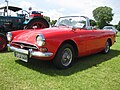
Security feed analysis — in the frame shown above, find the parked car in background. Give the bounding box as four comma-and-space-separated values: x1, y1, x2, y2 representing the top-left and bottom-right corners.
7, 16, 116, 69
103, 26, 118, 34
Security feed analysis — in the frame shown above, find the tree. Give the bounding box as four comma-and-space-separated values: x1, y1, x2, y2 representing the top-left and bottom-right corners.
117, 21, 120, 31
44, 16, 50, 22
93, 6, 114, 29
90, 19, 96, 26
50, 20, 57, 26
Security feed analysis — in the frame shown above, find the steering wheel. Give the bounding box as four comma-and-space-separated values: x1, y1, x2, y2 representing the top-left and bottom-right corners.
22, 10, 30, 18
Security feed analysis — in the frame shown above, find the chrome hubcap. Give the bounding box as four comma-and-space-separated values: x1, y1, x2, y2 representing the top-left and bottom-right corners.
61, 48, 72, 66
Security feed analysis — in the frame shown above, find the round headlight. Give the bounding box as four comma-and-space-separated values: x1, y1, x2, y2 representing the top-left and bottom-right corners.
36, 34, 45, 46
7, 32, 12, 41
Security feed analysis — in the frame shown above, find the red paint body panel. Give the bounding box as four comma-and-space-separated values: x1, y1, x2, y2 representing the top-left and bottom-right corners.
10, 27, 116, 60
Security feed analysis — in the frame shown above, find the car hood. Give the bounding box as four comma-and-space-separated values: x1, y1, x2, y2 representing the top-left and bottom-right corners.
12, 27, 72, 45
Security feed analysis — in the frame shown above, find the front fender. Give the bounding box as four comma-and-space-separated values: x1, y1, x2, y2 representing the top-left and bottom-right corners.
44, 36, 78, 59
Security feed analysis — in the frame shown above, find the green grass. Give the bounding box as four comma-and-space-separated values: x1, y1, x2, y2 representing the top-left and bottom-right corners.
0, 33, 120, 90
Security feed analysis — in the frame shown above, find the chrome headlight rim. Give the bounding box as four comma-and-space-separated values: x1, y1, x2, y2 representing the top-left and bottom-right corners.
36, 34, 46, 46
6, 32, 12, 41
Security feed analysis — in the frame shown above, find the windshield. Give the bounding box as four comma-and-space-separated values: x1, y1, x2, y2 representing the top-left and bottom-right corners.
55, 16, 86, 28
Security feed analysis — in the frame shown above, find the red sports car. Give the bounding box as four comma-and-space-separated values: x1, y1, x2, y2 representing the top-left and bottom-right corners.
7, 16, 116, 69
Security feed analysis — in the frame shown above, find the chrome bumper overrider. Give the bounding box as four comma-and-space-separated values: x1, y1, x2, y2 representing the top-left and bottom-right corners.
7, 44, 53, 58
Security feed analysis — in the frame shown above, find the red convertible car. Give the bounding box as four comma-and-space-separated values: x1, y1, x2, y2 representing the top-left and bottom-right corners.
7, 16, 116, 69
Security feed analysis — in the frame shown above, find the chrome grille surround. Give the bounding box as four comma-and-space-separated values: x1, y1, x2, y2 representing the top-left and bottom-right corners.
13, 42, 38, 50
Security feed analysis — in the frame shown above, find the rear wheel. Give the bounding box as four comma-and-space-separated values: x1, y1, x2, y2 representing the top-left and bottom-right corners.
25, 19, 49, 29
0, 35, 7, 51
103, 40, 110, 54
53, 44, 75, 69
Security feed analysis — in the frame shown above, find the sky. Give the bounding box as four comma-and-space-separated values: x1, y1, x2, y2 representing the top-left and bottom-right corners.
0, 0, 120, 25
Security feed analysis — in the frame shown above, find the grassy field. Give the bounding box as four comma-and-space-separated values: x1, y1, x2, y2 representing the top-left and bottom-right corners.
0, 33, 120, 90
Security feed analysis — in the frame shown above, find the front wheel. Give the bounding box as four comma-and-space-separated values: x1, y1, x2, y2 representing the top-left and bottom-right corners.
0, 35, 7, 51
53, 44, 75, 69
102, 40, 110, 54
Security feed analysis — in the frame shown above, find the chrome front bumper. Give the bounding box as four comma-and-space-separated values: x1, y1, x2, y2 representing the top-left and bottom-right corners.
7, 44, 53, 58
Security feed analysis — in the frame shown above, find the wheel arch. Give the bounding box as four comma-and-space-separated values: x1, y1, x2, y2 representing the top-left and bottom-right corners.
57, 39, 78, 57
107, 38, 112, 47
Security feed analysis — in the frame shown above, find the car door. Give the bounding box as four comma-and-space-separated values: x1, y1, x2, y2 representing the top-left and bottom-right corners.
83, 29, 100, 54
79, 30, 104, 55
76, 29, 99, 56
85, 29, 107, 54
95, 29, 108, 49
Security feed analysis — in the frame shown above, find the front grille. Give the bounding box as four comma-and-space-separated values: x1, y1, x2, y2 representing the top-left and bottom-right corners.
13, 42, 38, 50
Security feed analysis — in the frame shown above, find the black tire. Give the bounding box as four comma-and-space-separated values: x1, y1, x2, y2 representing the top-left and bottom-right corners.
53, 44, 75, 69
0, 35, 7, 51
102, 40, 110, 54
25, 18, 49, 29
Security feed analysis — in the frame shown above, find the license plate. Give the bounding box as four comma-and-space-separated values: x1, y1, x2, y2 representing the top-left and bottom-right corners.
14, 52, 28, 62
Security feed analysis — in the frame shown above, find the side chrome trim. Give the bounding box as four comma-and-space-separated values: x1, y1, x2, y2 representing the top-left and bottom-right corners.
7, 44, 53, 58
